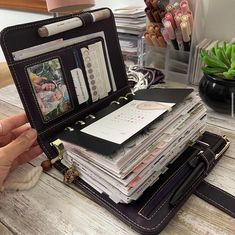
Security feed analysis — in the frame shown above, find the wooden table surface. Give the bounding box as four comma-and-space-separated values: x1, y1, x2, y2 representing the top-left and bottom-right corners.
0, 62, 234, 235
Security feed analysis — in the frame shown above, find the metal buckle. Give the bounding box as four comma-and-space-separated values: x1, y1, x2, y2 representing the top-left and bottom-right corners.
215, 135, 230, 159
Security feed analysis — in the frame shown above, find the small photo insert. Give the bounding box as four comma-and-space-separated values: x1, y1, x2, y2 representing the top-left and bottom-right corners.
27, 58, 72, 121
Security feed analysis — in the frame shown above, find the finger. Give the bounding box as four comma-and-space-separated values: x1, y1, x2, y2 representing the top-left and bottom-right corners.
0, 113, 28, 136
0, 133, 13, 147
0, 124, 31, 147
0, 128, 37, 163
0, 127, 39, 148
11, 145, 43, 171
11, 123, 31, 138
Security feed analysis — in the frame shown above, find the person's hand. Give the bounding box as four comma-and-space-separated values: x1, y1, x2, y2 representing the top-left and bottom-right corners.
0, 113, 43, 188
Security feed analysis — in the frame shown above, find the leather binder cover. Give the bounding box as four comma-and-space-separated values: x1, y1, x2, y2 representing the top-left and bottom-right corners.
63, 131, 229, 234
0, 9, 231, 234
0, 8, 130, 158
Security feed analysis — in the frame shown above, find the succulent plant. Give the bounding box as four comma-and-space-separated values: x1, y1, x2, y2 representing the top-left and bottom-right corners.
200, 41, 235, 79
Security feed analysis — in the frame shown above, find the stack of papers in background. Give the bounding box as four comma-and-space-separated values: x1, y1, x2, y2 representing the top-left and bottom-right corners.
61, 92, 207, 204
113, 6, 147, 36
113, 6, 146, 66
118, 33, 143, 58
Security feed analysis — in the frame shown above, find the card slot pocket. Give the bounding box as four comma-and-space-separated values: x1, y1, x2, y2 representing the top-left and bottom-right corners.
11, 37, 107, 130
13, 55, 75, 127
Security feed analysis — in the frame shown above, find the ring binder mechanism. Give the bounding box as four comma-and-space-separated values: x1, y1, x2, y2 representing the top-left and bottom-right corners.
110, 92, 135, 106
117, 96, 128, 102
125, 92, 134, 98
50, 139, 65, 162
75, 120, 86, 125
110, 100, 120, 105
50, 139, 80, 184
64, 127, 75, 132
85, 114, 96, 119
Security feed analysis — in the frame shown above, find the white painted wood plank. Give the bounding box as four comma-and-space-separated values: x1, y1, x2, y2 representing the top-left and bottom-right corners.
207, 109, 235, 132
0, 223, 13, 235
0, 164, 137, 235
205, 156, 235, 195
166, 195, 235, 235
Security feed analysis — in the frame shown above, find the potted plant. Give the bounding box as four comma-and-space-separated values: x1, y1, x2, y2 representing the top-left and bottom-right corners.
199, 41, 235, 114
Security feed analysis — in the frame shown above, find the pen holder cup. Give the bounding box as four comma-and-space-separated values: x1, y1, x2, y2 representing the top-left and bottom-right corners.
144, 46, 190, 86
144, 46, 166, 70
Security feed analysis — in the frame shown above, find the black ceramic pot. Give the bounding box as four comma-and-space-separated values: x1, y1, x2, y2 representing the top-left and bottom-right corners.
199, 73, 235, 114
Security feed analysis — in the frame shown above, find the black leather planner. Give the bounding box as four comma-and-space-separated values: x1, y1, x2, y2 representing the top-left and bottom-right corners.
1, 8, 234, 234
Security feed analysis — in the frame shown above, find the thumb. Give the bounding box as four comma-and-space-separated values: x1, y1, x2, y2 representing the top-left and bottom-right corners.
1, 128, 38, 163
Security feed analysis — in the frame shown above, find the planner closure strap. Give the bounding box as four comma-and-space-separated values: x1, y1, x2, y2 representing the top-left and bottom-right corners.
188, 134, 235, 218
195, 181, 235, 218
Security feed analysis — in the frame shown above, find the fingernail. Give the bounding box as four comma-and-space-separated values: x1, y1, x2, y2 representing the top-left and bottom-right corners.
25, 128, 37, 140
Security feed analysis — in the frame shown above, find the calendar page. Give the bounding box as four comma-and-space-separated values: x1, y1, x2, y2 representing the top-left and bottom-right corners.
81, 100, 175, 144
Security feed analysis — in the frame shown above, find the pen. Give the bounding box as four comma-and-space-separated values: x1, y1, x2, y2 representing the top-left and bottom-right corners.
169, 161, 206, 206
187, 10, 194, 29
175, 28, 184, 51
180, 0, 190, 14
165, 12, 177, 30
157, 0, 166, 11
151, 0, 158, 9
145, 7, 155, 22
38, 9, 111, 37
164, 20, 179, 50
152, 9, 161, 22
174, 15, 181, 28
161, 28, 171, 46
144, 0, 152, 8
173, 2, 180, 11
165, 4, 175, 15
181, 14, 191, 36
144, 32, 154, 46
180, 21, 190, 51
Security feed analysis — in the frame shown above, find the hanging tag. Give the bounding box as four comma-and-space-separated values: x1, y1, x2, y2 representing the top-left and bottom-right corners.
64, 163, 80, 184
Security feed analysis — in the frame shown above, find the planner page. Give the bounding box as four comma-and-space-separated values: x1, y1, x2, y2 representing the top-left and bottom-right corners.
81, 100, 175, 144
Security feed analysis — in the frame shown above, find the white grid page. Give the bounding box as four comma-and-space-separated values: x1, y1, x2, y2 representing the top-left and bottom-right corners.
81, 100, 175, 144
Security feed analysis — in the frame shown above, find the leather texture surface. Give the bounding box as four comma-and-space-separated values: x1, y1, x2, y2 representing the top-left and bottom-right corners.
195, 181, 235, 218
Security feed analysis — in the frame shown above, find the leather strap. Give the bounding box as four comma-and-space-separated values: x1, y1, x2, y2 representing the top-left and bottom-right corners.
195, 180, 235, 218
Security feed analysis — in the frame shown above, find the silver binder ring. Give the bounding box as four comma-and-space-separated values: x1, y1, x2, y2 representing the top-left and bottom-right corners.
75, 120, 86, 125
125, 92, 134, 99
64, 126, 74, 132
85, 114, 96, 119
110, 100, 120, 105
118, 96, 128, 102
